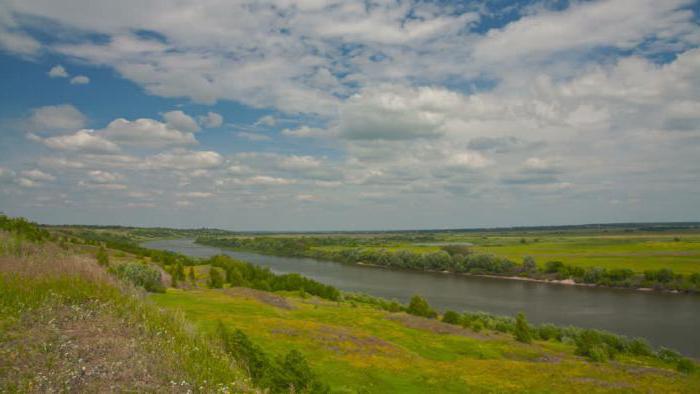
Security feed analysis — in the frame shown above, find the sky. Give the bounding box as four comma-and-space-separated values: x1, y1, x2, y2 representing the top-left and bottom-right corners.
0, 0, 699, 231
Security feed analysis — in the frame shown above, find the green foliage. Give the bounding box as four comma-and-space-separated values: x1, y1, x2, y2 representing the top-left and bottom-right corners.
205, 255, 341, 301
207, 267, 224, 288
522, 256, 537, 273
217, 323, 328, 393
111, 262, 165, 292
407, 295, 437, 318
188, 266, 196, 282
0, 214, 50, 242
514, 313, 532, 343
96, 246, 110, 267
442, 310, 461, 325
677, 358, 697, 374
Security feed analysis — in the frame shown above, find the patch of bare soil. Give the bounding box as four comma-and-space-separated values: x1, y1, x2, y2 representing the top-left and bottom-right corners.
572, 377, 632, 390
223, 287, 295, 310
387, 313, 490, 340
0, 303, 189, 393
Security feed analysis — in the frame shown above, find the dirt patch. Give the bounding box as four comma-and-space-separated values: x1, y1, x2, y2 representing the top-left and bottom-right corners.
223, 287, 295, 310
0, 303, 188, 393
388, 313, 490, 340
572, 377, 632, 390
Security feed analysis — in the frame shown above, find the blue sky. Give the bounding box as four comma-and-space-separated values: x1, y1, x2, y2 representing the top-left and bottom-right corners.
1, 0, 699, 230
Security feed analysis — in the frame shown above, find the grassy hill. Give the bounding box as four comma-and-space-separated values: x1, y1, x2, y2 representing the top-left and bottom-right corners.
151, 282, 700, 393
2, 215, 699, 393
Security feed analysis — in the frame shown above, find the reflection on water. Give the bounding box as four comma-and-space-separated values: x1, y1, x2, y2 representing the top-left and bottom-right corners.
144, 238, 700, 356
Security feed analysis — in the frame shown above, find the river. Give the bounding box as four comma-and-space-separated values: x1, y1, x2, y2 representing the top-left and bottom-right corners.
144, 238, 700, 357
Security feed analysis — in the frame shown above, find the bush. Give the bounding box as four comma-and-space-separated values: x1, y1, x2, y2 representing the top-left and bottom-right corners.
96, 247, 109, 267
677, 358, 697, 374
627, 338, 653, 356
514, 312, 532, 343
407, 295, 437, 318
112, 262, 164, 292
208, 267, 225, 288
442, 310, 461, 325
544, 261, 564, 273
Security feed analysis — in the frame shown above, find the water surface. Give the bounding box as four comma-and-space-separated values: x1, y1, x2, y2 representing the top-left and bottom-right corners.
144, 238, 700, 357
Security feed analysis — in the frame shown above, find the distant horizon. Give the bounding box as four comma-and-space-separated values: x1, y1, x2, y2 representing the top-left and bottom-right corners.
32, 216, 700, 234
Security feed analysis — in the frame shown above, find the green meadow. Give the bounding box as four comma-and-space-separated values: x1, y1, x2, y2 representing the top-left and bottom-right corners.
151, 282, 700, 393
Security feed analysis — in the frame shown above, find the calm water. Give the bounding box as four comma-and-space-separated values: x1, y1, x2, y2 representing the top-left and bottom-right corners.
144, 238, 700, 357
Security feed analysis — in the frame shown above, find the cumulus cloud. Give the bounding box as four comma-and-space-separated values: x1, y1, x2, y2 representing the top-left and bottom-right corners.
39, 130, 120, 153
339, 85, 462, 140
198, 111, 223, 128
145, 149, 223, 170
48, 65, 68, 78
69, 75, 90, 84
26, 104, 87, 133
102, 118, 197, 148
163, 110, 200, 133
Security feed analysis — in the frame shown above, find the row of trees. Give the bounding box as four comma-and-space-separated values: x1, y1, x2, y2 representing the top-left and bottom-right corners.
399, 295, 695, 373
196, 236, 700, 292
204, 255, 341, 301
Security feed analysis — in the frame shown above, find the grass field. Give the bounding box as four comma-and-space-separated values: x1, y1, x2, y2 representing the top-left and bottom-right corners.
151, 282, 700, 393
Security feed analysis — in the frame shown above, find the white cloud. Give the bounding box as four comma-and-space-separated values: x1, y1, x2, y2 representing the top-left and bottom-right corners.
232, 175, 296, 186
88, 170, 122, 183
102, 118, 197, 148
177, 191, 214, 198
198, 111, 223, 128
163, 110, 200, 133
281, 126, 328, 138
277, 155, 321, 170
256, 115, 276, 127
48, 65, 68, 78
26, 104, 87, 133
39, 157, 85, 169
78, 181, 127, 190
40, 130, 120, 153
145, 149, 223, 170
69, 75, 90, 84
339, 85, 463, 140
21, 169, 55, 182
237, 132, 270, 141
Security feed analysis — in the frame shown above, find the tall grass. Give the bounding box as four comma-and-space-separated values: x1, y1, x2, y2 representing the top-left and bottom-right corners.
0, 231, 255, 393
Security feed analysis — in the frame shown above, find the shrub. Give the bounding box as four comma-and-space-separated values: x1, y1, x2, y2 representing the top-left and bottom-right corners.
112, 262, 164, 292
442, 310, 461, 325
96, 247, 109, 267
522, 256, 537, 273
677, 358, 697, 374
627, 338, 653, 357
514, 312, 532, 343
657, 347, 682, 363
544, 261, 564, 273
208, 267, 225, 288
407, 295, 437, 318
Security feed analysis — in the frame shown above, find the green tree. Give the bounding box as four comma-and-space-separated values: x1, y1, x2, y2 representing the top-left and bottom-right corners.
176, 262, 186, 281
522, 256, 537, 273
514, 312, 532, 343
407, 295, 437, 318
442, 310, 461, 325
208, 267, 224, 288
188, 266, 196, 282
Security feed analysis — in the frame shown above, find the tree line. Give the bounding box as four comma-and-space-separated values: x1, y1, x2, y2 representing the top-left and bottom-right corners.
196, 236, 700, 292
